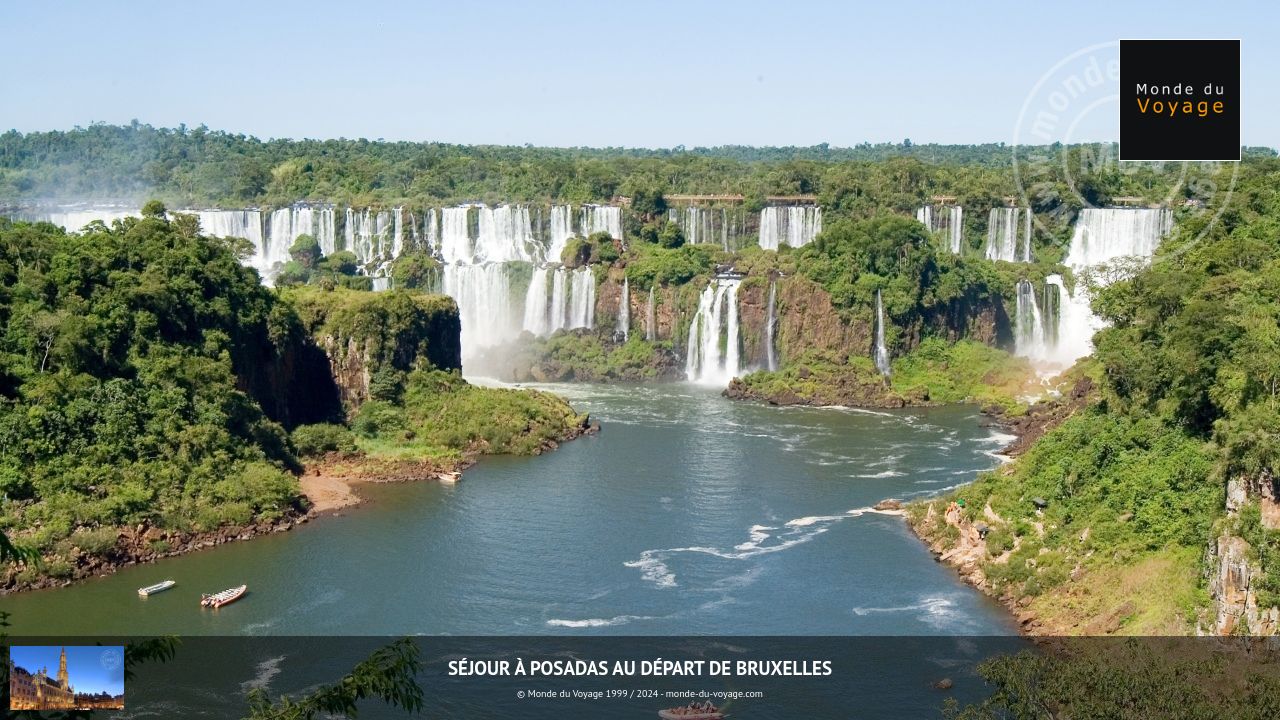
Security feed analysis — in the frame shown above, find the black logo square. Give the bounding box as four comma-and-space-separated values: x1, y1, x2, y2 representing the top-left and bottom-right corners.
1120, 39, 1240, 161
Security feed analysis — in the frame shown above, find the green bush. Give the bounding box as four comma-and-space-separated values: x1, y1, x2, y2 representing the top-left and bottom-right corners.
291, 423, 359, 458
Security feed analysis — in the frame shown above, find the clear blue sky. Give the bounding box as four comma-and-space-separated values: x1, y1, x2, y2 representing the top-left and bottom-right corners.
9, 645, 125, 696
1, 0, 1273, 148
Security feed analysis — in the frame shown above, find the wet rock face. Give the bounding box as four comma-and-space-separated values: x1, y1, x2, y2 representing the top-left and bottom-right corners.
1209, 470, 1280, 635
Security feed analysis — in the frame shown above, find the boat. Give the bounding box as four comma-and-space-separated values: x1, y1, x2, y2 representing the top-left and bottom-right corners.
658, 703, 723, 720
200, 584, 247, 608
137, 580, 176, 597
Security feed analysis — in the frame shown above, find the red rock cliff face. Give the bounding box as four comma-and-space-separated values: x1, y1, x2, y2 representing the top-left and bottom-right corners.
597, 274, 691, 344
596, 270, 1007, 370
774, 276, 873, 364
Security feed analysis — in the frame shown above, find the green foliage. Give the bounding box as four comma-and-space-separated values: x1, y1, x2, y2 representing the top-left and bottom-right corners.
286, 286, 461, 377
291, 423, 358, 458
513, 333, 678, 382
891, 338, 1034, 413
244, 638, 423, 720
734, 350, 900, 406
353, 370, 586, 460
943, 642, 1280, 720
624, 243, 716, 289
561, 232, 619, 268
0, 214, 307, 575
657, 220, 686, 248
389, 251, 440, 290
940, 410, 1217, 600
288, 233, 321, 269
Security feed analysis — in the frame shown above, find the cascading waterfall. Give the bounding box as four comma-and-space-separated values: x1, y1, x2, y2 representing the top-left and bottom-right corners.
444, 263, 523, 353
765, 281, 779, 372
194, 209, 276, 278
22, 207, 139, 231
1065, 207, 1172, 267
684, 278, 742, 386
984, 207, 1028, 262
645, 285, 655, 338
476, 205, 540, 263
1044, 207, 1174, 366
344, 207, 402, 272
269, 205, 337, 258
547, 205, 574, 262
522, 266, 551, 337
423, 208, 440, 256
916, 205, 964, 253
580, 204, 623, 241
758, 206, 822, 250
439, 206, 475, 264
1021, 208, 1034, 262
873, 290, 891, 376
645, 286, 656, 341
668, 206, 744, 251
521, 266, 596, 337
616, 278, 630, 341
1014, 280, 1049, 361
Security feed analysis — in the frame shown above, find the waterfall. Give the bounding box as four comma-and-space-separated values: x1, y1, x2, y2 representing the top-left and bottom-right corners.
193, 209, 275, 276
568, 267, 596, 329
475, 205, 539, 263
616, 278, 630, 341
580, 204, 623, 241
344, 207, 401, 271
268, 205, 336, 258
1046, 207, 1173, 366
1044, 274, 1096, 367
547, 205, 574, 263
667, 206, 743, 250
916, 203, 962, 253
521, 266, 597, 337
424, 208, 440, 256
1014, 280, 1049, 361
915, 206, 931, 230
758, 206, 822, 250
1022, 208, 1034, 262
684, 278, 742, 386
1065, 208, 1172, 267
984, 208, 1025, 262
765, 281, 779, 372
874, 290, 891, 376
439, 206, 474, 264
443, 263, 523, 354
645, 286, 656, 341
23, 207, 139, 230
917, 205, 964, 254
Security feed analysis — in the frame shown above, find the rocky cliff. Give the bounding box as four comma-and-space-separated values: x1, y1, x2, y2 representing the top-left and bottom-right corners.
286, 287, 462, 409
1208, 473, 1280, 635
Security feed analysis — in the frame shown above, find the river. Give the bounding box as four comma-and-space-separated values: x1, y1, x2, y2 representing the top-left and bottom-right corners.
3, 383, 1016, 637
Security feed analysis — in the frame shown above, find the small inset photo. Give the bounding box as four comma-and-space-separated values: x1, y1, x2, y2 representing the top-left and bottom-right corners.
8, 645, 125, 711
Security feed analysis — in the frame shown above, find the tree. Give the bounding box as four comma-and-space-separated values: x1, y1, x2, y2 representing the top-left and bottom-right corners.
657, 221, 686, 249
288, 234, 322, 271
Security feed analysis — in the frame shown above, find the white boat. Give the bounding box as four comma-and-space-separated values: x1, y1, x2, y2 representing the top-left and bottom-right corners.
201, 584, 247, 609
138, 580, 176, 597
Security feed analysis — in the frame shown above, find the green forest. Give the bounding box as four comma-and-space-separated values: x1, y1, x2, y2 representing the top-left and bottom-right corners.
0, 208, 584, 588
912, 159, 1280, 633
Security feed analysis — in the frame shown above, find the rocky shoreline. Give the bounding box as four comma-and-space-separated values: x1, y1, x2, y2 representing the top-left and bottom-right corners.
895, 375, 1096, 635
